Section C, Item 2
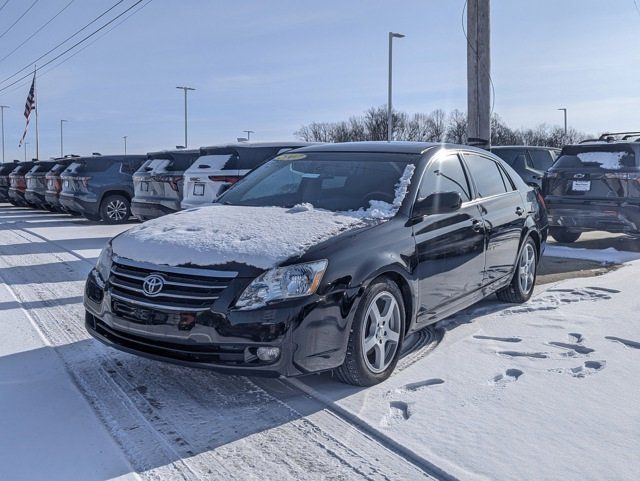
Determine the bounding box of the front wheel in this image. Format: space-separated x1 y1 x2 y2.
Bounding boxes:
549 227 581 243
100 194 131 224
334 278 405 386
496 237 538 304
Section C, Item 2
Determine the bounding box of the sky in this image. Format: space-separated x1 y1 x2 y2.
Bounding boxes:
0 0 639 161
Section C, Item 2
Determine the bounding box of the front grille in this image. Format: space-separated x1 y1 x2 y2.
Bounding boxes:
109 257 237 312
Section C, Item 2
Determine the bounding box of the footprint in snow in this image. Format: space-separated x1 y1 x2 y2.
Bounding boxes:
491 368 523 386
605 336 640 350
548 341 595 356
381 401 411 427
568 332 584 343
503 287 616 315
497 351 548 359
474 335 522 343
549 360 606 378
394 378 444 394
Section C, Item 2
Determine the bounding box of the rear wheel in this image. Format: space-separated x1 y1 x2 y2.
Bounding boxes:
100 194 130 224
497 237 537 303
335 278 405 386
549 227 581 243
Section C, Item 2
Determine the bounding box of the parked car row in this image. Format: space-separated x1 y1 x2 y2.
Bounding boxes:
0 142 310 223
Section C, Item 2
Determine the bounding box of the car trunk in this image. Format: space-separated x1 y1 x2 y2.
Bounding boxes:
26 162 56 193
46 163 70 195
543 145 637 201
61 160 93 194
133 151 199 205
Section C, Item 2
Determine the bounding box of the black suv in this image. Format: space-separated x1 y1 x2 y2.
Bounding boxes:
0 161 20 203
25 161 57 208
491 146 559 188
542 141 640 242
85 142 547 386
59 154 146 223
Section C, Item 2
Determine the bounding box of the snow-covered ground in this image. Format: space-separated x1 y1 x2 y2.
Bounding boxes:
0 204 639 480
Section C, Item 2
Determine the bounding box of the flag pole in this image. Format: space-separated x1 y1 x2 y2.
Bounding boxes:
34 65 39 160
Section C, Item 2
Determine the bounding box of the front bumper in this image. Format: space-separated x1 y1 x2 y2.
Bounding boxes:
131 200 178 220
546 199 640 233
84 269 361 377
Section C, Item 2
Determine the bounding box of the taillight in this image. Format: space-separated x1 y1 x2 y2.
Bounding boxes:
208 175 241 184
536 189 546 210
153 175 182 191
604 172 631 180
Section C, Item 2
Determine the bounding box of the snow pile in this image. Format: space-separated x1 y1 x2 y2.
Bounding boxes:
112 165 416 269
577 151 628 169
545 244 640 264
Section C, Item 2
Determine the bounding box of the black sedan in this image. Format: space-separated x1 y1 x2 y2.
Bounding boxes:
84 142 547 386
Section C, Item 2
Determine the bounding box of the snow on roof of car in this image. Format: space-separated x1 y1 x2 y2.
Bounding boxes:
112 164 415 269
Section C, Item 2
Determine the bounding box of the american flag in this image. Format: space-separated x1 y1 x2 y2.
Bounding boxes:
18 72 36 147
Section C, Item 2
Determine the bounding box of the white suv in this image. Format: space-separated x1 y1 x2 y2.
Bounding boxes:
181 142 312 209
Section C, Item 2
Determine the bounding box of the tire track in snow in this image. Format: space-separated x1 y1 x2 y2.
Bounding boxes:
0 213 440 481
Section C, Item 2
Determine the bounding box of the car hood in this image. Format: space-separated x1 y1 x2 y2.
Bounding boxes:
111 204 372 273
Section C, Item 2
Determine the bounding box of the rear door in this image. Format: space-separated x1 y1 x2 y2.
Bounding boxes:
544 145 635 201
463 153 524 284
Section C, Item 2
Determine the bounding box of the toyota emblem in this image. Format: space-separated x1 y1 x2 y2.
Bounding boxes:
142 274 165 297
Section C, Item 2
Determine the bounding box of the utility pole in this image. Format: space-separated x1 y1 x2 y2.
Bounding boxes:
60 119 68 157
0 105 8 163
176 86 195 148
387 32 405 142
123 136 127 155
243 130 254 141
466 0 491 149
558 108 567 135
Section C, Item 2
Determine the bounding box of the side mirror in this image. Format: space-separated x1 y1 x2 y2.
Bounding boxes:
413 191 462 217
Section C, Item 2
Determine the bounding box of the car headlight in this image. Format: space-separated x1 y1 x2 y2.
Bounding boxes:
95 244 113 284
235 260 328 311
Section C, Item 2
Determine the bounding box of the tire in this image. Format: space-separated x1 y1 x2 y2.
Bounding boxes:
496 237 538 304
100 194 131 224
549 227 581 243
334 278 405 386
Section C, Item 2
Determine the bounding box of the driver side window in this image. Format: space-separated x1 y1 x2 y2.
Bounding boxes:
418 154 471 202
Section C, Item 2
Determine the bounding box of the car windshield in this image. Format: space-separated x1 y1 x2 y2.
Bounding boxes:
218 152 417 212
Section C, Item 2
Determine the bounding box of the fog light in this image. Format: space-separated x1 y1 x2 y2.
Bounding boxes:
256 347 280 362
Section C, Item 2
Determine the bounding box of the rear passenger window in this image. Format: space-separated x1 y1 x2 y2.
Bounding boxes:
528 150 555 171
464 154 508 198
419 154 471 202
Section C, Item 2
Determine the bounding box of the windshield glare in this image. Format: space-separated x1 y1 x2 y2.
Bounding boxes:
218 153 415 212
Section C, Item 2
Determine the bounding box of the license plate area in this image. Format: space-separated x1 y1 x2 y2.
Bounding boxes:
112 300 169 325
572 180 591 192
193 183 205 196
141 181 149 192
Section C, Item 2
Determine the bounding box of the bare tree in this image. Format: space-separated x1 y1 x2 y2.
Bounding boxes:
446 109 467 144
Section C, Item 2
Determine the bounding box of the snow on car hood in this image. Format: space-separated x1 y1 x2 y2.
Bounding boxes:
112 165 415 270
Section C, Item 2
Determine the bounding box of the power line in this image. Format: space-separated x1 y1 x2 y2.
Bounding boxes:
0 0 40 40
0 0 126 87
0 0 147 94
2 0 153 96
0 0 75 65
0 1 10 13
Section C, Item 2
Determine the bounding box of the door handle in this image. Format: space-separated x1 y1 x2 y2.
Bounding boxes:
471 219 484 232
515 207 524 216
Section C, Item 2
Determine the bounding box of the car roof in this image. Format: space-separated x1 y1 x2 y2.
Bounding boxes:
289 141 491 155
147 149 199 157
73 154 147 162
491 145 560 151
199 141 314 152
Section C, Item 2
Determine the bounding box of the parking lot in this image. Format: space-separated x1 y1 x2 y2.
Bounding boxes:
1 203 638 481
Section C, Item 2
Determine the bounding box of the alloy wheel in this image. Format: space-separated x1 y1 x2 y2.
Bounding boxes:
361 291 402 373
107 200 127 221
518 242 536 295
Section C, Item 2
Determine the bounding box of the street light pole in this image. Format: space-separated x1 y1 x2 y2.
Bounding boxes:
0 105 8 163
558 108 567 135
176 86 195 148
23 141 28 162
243 130 254 141
388 32 405 142
123 136 127 155
60 119 68 157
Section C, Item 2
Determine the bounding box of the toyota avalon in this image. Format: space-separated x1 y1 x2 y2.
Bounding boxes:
84 142 547 386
